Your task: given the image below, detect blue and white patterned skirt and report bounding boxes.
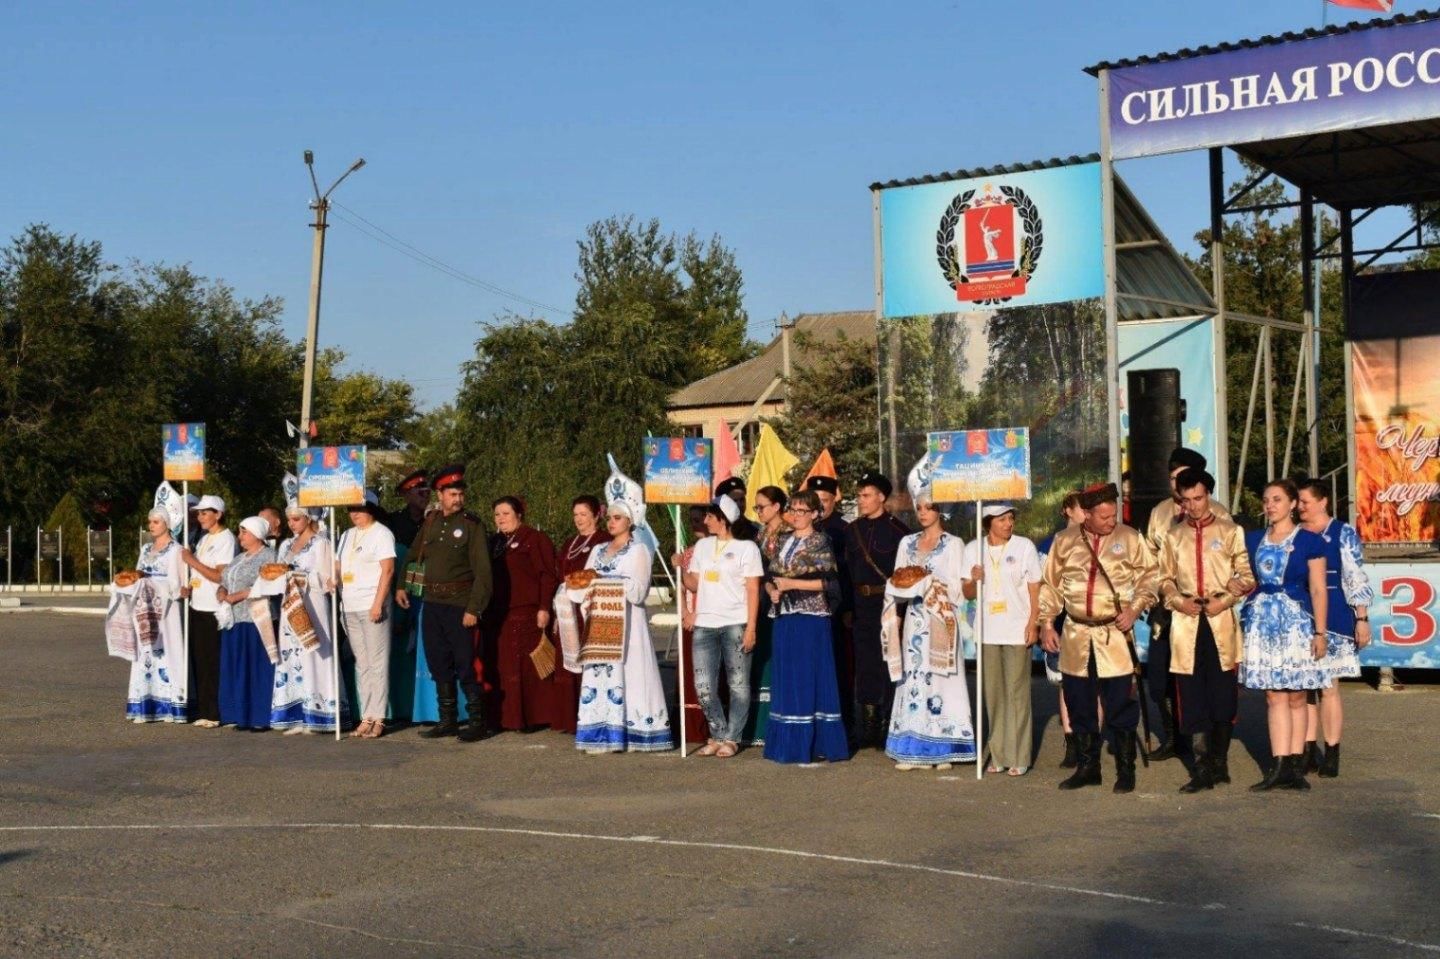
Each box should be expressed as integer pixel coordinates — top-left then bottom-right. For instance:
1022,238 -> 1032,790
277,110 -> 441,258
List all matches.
1239,594 -> 1332,691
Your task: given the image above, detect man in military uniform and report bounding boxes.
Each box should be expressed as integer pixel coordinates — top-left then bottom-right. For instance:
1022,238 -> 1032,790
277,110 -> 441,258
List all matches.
1039,483 -> 1158,793
844,472 -> 910,748
1145,447 -> 1231,761
805,474 -> 854,741
387,469 -> 431,552
1157,468 -> 1254,793
395,464 -> 493,742
715,477 -> 756,541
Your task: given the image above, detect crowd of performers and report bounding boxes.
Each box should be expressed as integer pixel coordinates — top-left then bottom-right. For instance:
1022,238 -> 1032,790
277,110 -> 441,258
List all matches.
105,445 -> 1371,791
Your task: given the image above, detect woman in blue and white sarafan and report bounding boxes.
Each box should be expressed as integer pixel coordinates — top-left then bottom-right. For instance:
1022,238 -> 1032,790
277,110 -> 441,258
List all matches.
575,502 -> 672,753
1297,479 -> 1374,777
125,508 -> 189,722
269,507 -> 346,734
880,465 -> 975,770
1239,479 -> 1329,791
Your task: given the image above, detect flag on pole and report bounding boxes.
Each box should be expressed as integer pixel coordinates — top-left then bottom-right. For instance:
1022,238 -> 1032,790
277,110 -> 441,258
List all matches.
803,448 -> 838,486
713,420 -> 742,486
1326,0 -> 1393,11
745,424 -> 798,520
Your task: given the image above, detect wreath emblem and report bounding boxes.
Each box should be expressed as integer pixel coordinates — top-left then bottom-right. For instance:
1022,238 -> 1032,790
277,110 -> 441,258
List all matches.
935,184 -> 1044,306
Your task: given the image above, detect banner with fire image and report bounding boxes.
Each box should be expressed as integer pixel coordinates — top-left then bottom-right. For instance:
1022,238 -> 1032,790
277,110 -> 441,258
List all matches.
1350,271 -> 1440,556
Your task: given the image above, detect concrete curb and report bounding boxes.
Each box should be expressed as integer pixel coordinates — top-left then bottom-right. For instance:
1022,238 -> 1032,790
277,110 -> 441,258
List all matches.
0,605 -> 106,616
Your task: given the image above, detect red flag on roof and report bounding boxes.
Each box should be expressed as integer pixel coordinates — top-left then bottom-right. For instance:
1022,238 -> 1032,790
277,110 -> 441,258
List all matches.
1326,0 -> 1393,11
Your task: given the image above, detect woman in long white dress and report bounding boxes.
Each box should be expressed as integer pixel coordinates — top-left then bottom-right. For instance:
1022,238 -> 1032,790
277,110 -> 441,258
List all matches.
882,488 -> 976,770
125,508 -> 188,723
270,507 -> 346,734
574,502 -> 673,753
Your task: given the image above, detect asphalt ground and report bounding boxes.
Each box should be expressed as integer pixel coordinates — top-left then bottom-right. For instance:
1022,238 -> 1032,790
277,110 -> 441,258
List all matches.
2,612 -> 1438,958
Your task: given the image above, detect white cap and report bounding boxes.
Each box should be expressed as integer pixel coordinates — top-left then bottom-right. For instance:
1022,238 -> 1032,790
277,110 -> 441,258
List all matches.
238,516 -> 269,542
712,495 -> 740,524
196,495 -> 225,514
981,503 -> 1016,519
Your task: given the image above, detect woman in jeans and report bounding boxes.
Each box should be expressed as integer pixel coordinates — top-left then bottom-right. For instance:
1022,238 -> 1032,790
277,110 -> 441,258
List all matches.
337,490 -> 396,738
681,496 -> 763,757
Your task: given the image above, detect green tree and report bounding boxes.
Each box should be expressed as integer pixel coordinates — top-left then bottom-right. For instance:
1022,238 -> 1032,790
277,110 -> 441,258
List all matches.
771,332 -> 879,484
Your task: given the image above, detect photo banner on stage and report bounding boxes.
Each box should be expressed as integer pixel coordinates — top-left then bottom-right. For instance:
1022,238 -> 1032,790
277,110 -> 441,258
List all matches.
877,162 -> 1103,318
162,422 -> 206,482
1349,270 -> 1440,556
296,446 -> 367,507
1362,563 -> 1440,669
643,436 -> 713,505
926,428 -> 1032,503
1104,16 -> 1440,160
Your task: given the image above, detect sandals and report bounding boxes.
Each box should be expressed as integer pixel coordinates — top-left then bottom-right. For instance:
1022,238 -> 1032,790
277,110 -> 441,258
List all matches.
1007,766 -> 1029,777
352,719 -> 385,739
715,741 -> 738,758
696,740 -> 721,757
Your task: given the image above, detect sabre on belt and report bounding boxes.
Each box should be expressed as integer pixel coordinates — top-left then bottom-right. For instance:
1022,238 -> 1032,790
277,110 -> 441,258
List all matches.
1125,628 -> 1153,768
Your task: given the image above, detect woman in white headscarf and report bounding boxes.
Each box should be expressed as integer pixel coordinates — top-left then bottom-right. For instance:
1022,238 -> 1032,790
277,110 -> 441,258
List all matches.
270,504 -> 346,734
217,516 -> 278,730
881,458 -> 976,770
569,491 -> 673,753
122,508 -> 189,722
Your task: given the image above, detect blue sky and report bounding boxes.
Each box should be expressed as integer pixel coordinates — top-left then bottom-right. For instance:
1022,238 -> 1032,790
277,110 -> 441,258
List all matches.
2,1 -> 1379,408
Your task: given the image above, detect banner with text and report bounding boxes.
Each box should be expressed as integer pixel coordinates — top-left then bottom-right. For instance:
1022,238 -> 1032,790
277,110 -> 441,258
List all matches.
926,428 -> 1032,503
1362,562 -> 1440,669
162,422 -> 206,482
1105,16 -> 1440,159
1350,271 -> 1440,555
878,163 -> 1103,317
643,437 -> 713,505
296,446 -> 367,508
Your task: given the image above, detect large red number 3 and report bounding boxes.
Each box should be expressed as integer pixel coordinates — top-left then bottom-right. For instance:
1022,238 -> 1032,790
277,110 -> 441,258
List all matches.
1381,577 -> 1437,646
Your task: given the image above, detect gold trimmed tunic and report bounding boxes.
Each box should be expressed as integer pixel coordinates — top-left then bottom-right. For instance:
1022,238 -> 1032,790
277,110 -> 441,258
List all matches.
1038,524 -> 1158,679
1146,496 -> 1231,554
1157,513 -> 1255,675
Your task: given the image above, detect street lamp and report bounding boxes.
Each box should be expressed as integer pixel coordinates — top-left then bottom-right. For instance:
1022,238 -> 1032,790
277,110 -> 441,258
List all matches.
299,150 -> 366,449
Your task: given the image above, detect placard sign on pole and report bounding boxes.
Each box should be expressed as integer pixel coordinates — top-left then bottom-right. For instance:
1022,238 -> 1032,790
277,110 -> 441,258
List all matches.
162,422 -> 206,482
643,437 -> 714,759
38,529 -> 62,590
296,446 -> 367,508
928,428 -> 1033,780
296,446 -> 364,741
0,527 -> 10,590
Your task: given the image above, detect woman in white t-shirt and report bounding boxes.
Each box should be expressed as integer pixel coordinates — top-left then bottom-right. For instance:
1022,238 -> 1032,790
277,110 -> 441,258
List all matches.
962,504 -> 1042,777
180,495 -> 236,728
681,496 -> 763,758
336,491 -> 396,738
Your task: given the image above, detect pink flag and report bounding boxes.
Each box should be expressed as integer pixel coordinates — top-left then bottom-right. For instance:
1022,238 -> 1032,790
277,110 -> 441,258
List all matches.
713,420 -> 742,485
1326,0 -> 1393,11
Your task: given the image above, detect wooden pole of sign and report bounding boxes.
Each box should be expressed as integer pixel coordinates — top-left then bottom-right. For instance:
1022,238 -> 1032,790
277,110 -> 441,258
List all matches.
331,507 -> 342,742
182,481 -> 190,717
974,500 -> 985,781
674,504 -> 688,759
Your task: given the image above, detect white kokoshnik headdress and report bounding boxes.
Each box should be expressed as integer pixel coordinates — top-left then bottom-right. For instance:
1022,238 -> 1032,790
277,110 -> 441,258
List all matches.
604,452 -> 657,555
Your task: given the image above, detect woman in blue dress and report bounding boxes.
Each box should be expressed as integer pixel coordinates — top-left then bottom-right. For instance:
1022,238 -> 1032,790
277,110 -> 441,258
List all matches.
1297,479 -> 1374,778
216,517 -> 278,730
1240,479 -> 1329,792
762,490 -> 849,765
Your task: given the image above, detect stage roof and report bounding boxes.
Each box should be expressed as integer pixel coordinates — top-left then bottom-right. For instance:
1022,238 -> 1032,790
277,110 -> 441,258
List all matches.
1085,10 -> 1440,210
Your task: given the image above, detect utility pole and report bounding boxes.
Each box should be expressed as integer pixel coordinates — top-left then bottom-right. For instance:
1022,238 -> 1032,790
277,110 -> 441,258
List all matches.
299,150 -> 366,449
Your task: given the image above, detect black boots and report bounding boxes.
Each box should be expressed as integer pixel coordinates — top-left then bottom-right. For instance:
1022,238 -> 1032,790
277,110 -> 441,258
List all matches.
1251,754 -> 1312,791
456,708 -> 491,743
1059,732 -> 1079,769
1318,742 -> 1341,778
1304,740 -> 1323,773
1178,732 -> 1213,793
1059,734 -> 1102,790
1210,723 -> 1233,785
420,683 -> 460,738
1113,729 -> 1138,794
856,704 -> 884,750
1152,698 -> 1179,762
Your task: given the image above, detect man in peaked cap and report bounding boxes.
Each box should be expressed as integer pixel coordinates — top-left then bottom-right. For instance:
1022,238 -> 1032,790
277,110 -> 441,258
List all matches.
387,468 -> 432,553
1144,448 -> 1231,763
395,464 -> 493,743
1038,482 -> 1159,794
843,471 -> 910,749
804,473 -> 855,741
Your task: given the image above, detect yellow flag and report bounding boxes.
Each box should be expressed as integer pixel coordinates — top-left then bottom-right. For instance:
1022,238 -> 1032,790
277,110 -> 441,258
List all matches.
745,424 -> 799,520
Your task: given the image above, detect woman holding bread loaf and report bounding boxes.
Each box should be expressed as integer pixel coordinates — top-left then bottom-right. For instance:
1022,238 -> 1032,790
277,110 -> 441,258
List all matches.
122,509 -> 189,723
216,516 -> 277,730
880,459 -> 976,770
270,504 -> 345,735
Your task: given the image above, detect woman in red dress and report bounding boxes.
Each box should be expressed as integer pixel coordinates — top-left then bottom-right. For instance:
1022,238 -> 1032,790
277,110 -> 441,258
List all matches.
484,496 -> 560,732
553,495 -> 611,733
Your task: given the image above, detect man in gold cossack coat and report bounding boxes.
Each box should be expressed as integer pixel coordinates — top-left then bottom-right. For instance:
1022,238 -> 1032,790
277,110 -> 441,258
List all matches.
1039,483 -> 1159,794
